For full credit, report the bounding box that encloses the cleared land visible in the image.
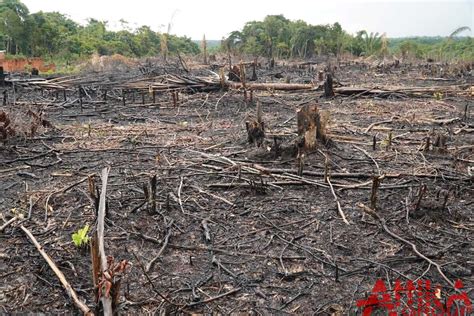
[1,57,473,314]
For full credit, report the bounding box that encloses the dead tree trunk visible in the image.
[246,101,265,147]
[324,73,334,97]
[297,104,329,149]
[269,57,275,69]
[251,59,258,81]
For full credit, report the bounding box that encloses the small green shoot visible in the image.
[433,92,443,100]
[381,132,392,149]
[72,225,90,247]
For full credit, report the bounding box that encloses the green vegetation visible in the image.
[389,35,473,61]
[0,0,199,63]
[222,16,354,58]
[72,224,90,247]
[223,15,472,61]
[0,0,471,64]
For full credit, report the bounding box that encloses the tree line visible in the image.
[1,0,471,64]
[221,15,473,61]
[0,0,199,61]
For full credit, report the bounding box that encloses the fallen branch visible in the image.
[353,145,380,175]
[145,219,174,273]
[184,287,241,308]
[364,118,395,134]
[21,225,92,315]
[131,251,180,307]
[356,203,455,288]
[228,81,314,91]
[1,216,18,232]
[327,178,350,225]
[212,255,238,278]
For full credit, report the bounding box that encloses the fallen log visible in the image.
[228,81,314,91]
[228,81,469,95]
[334,84,470,97]
[16,71,470,97]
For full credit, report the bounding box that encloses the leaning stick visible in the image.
[327,177,350,225]
[21,225,92,315]
[96,166,113,316]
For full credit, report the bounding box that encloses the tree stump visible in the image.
[297,104,329,149]
[246,102,265,147]
[228,65,241,82]
[323,73,334,97]
[318,71,324,81]
[251,59,258,81]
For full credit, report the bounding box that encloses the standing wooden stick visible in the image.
[370,175,384,210]
[21,225,92,315]
[97,166,113,315]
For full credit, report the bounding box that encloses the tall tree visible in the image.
[0,0,30,53]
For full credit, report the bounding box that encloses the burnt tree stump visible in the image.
[251,59,258,81]
[228,65,241,82]
[297,104,329,149]
[246,101,265,147]
[269,57,275,69]
[323,73,334,97]
[318,71,324,81]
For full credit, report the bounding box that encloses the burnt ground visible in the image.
[1,59,473,315]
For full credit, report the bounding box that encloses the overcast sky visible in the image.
[22,0,473,39]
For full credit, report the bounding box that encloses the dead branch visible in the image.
[145,219,174,273]
[184,287,241,308]
[327,177,350,225]
[1,216,18,232]
[364,118,395,134]
[356,203,455,288]
[21,225,92,315]
[96,166,113,315]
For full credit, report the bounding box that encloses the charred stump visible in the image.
[323,73,334,98]
[433,133,447,153]
[318,71,324,82]
[228,65,241,82]
[269,57,275,69]
[246,101,265,147]
[297,104,329,149]
[251,59,258,81]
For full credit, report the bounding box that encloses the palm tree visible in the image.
[437,26,472,61]
[449,26,471,39]
[359,31,383,56]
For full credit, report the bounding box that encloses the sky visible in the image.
[22,0,473,40]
